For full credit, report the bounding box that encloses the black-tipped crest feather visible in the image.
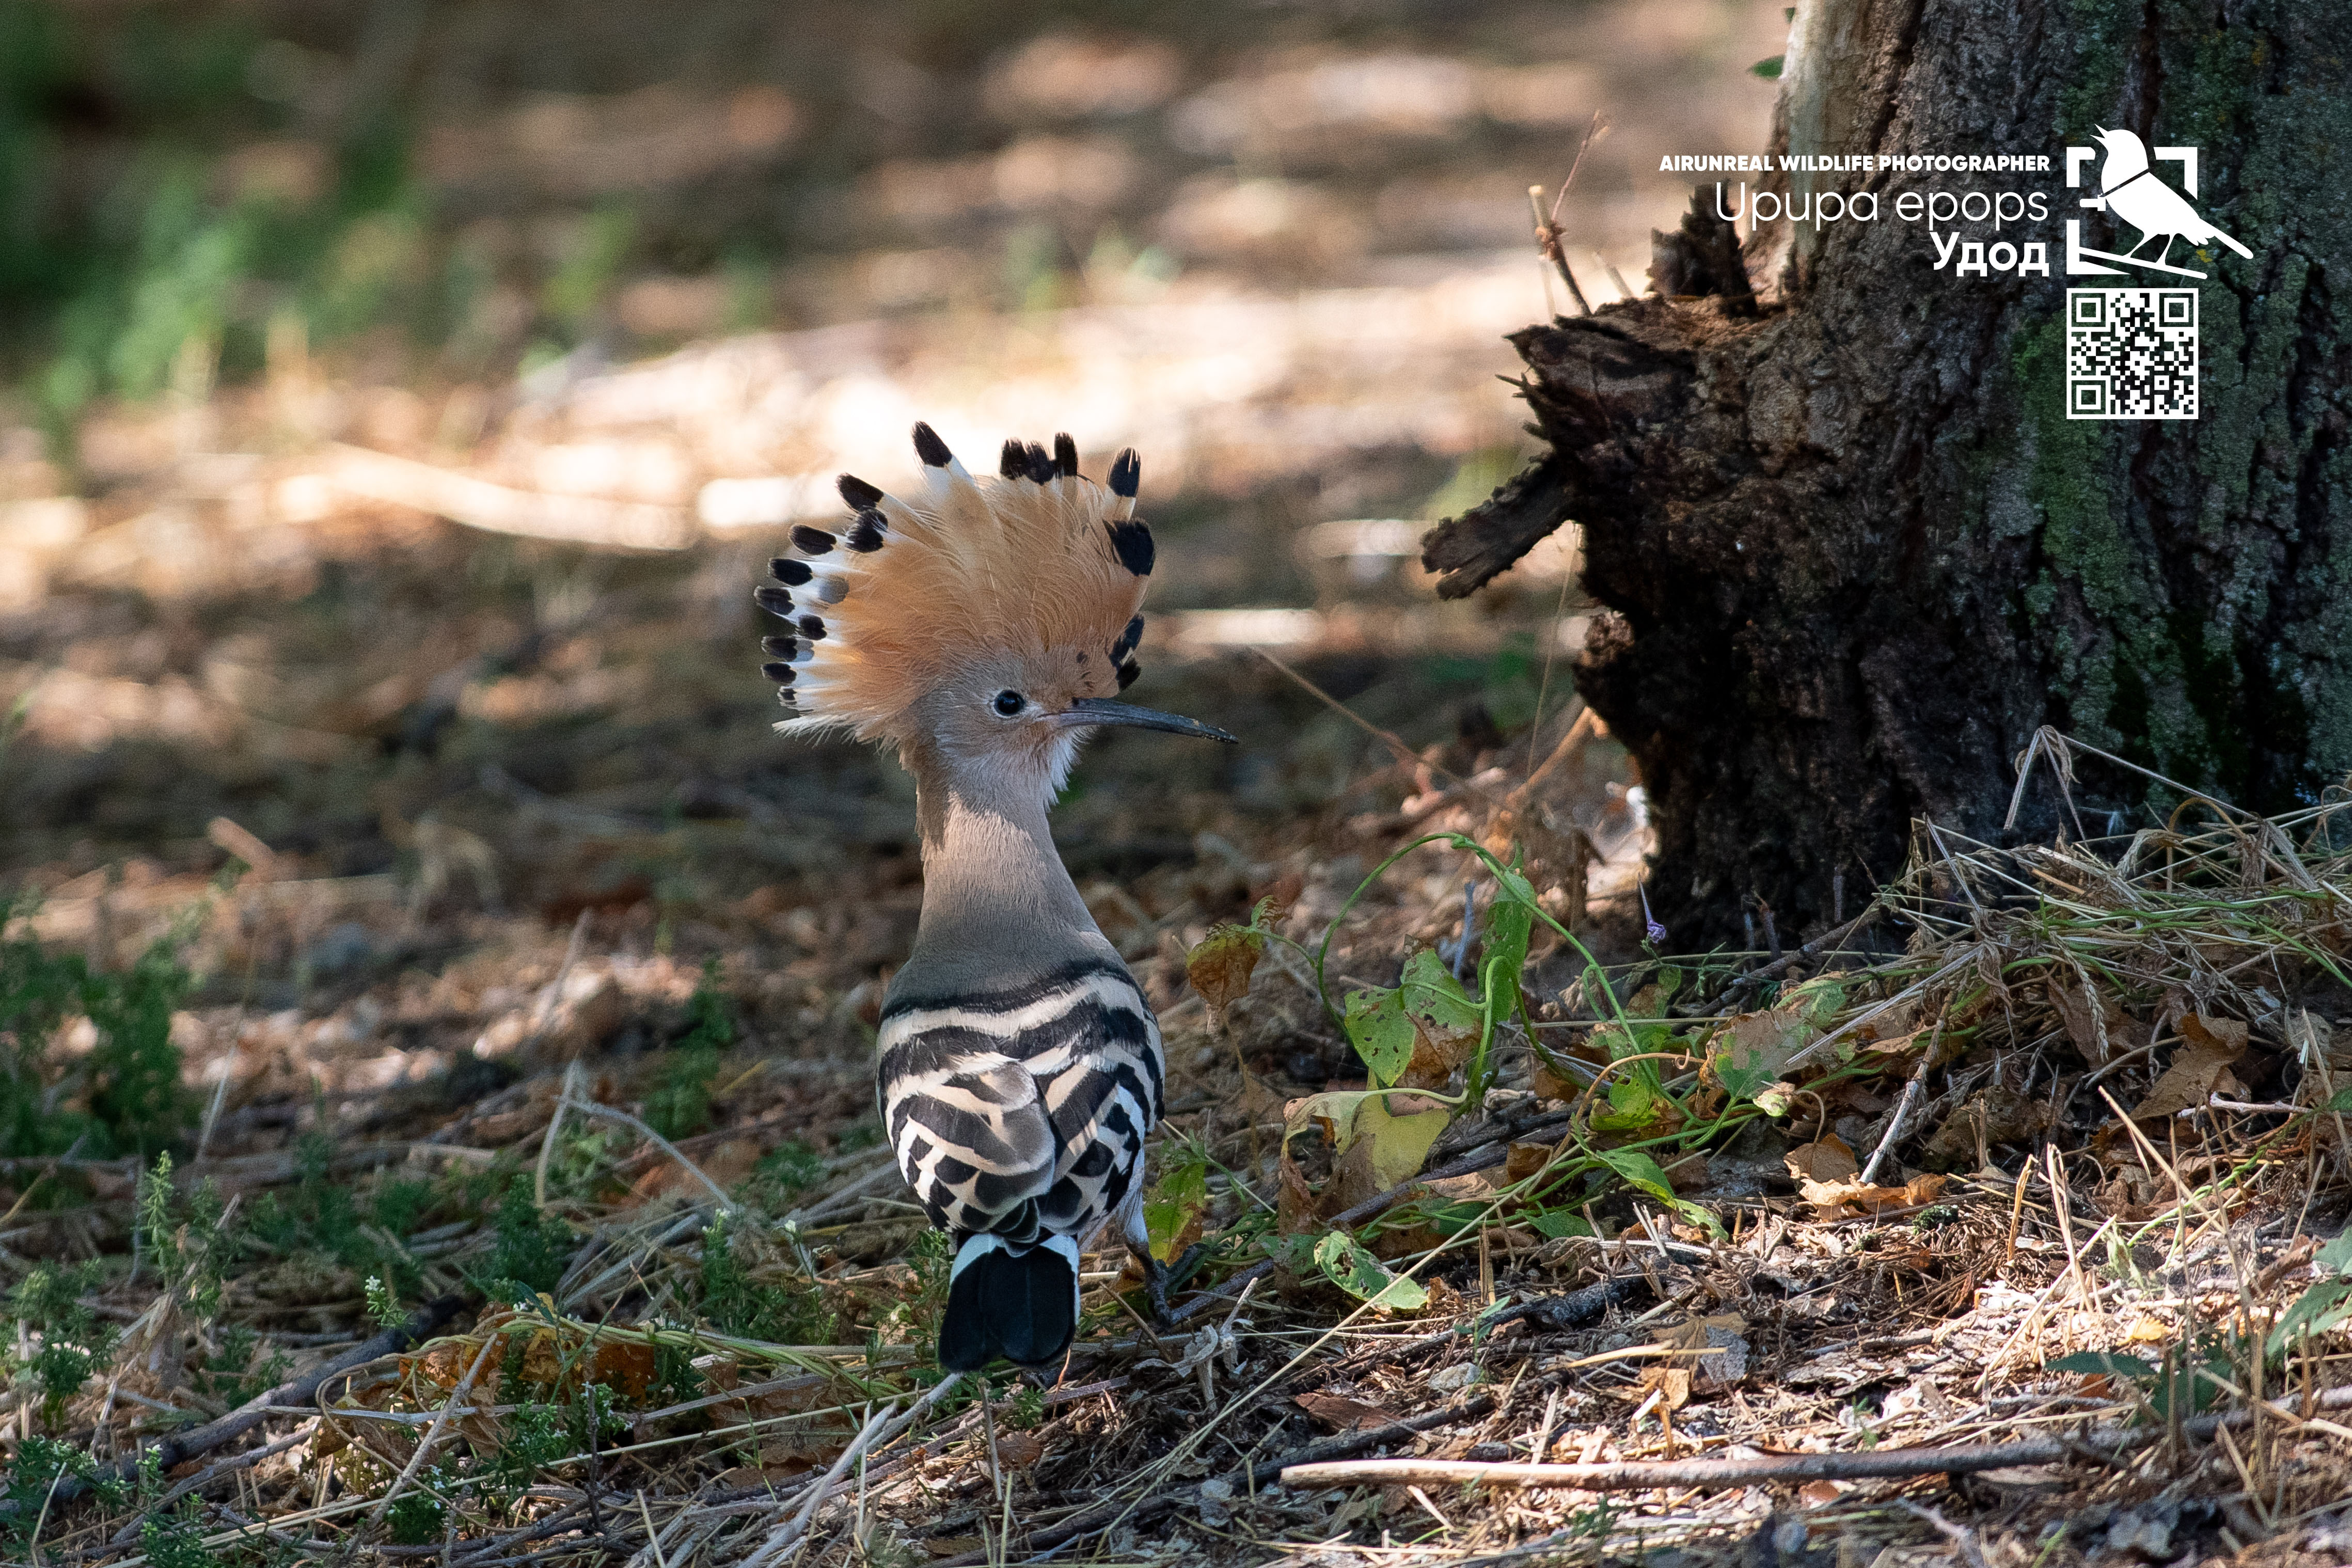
[1106,521,1154,577]
[1107,448,1140,497]
[913,422,953,468]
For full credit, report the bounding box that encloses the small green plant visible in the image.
[1,1434,126,1539]
[365,1275,404,1330]
[1567,1499,1621,1540]
[544,1121,626,1202]
[746,1141,825,1207]
[242,1143,424,1299]
[699,1213,831,1343]
[645,959,735,1141]
[886,1227,954,1348]
[1001,1382,1047,1431]
[386,1483,447,1545]
[486,1402,574,1501]
[0,896,196,1158]
[482,1175,574,1301]
[137,1152,231,1319]
[195,1323,290,1406]
[139,1500,219,1568]
[8,1260,118,1421]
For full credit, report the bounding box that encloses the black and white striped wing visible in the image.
[878,961,1163,1242]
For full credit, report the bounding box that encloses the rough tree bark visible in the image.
[1425,0,2352,945]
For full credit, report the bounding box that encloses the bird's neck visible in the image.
[900,741,1104,980]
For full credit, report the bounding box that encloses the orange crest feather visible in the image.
[755,426,1152,743]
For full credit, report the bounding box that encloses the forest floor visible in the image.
[4,438,2352,1568]
[7,2,2352,1566]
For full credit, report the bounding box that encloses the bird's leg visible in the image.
[2154,233,2175,267]
[1117,1195,1174,1326]
[1140,1248,1173,1327]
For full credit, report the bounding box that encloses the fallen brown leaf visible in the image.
[2130,1016,2248,1120]
[1295,1391,1396,1431]
[993,1431,1045,1467]
[1799,1171,1948,1219]
[1783,1134,1858,1186]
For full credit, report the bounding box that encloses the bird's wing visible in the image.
[879,960,1160,1234]
[885,1046,1058,1231]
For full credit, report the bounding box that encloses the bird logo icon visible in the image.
[2070,128,2250,277]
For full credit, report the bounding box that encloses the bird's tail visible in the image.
[938,1233,1080,1371]
[2213,228,2253,259]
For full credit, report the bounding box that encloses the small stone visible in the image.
[1425,1363,1480,1393]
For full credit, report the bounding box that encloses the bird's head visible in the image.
[2093,126,2148,166]
[757,424,1233,800]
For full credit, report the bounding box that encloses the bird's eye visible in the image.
[991,690,1025,717]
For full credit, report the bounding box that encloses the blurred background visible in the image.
[0,0,1785,1119]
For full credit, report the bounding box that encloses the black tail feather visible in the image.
[938,1239,1077,1371]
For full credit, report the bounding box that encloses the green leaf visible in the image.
[1342,988,1417,1088]
[1313,1231,1429,1311]
[1592,1148,1718,1236]
[1653,965,1685,1006]
[1595,1148,1678,1204]
[1481,863,1534,1015]
[2317,1232,2352,1276]
[2269,1277,2352,1356]
[1778,972,1849,1027]
[1527,1210,1595,1241]
[1711,1006,1813,1104]
[2049,1350,2159,1381]
[1423,1200,1493,1238]
[1749,54,1784,78]
[1143,1158,1210,1262]
[1355,1094,1450,1190]
[1397,951,1480,1035]
[1593,1076,1670,1133]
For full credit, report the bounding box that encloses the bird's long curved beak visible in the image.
[1060,698,1236,742]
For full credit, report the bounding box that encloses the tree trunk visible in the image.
[1424,0,2352,946]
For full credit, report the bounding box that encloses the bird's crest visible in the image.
[756,423,1154,743]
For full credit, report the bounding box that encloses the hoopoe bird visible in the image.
[756,422,1234,1370]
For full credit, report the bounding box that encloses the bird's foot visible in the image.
[1142,1252,1173,1328]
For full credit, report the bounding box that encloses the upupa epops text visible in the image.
[756,422,1234,1370]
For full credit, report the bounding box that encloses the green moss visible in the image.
[2009,312,2208,790]
[2058,0,2138,138]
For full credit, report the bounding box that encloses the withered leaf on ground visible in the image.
[1920,1085,2048,1168]
[1661,1313,1749,1390]
[1504,1139,1557,1184]
[1783,1134,1858,1186]
[2130,1013,2248,1120]
[1799,1171,1948,1220]
[1295,1391,1395,1431]
[2048,974,2148,1067]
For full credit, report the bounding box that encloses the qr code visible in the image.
[2066,288,2198,420]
